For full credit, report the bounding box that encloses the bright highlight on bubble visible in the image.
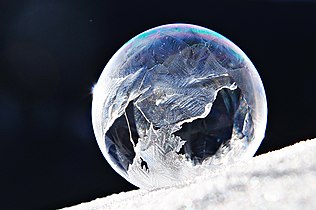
[92,24,267,189]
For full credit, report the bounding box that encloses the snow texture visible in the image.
[62,139,316,210]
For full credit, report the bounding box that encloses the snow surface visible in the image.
[62,139,316,210]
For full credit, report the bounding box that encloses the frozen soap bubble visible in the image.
[92,24,267,189]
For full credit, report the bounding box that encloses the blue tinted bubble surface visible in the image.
[92,24,267,189]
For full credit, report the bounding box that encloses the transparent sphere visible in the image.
[92,24,267,189]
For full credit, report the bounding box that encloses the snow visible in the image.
[62,139,316,210]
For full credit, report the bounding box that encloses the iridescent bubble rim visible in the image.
[92,23,268,186]
[122,23,244,63]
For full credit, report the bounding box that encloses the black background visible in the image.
[1,0,315,209]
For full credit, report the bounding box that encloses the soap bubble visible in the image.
[92,24,267,189]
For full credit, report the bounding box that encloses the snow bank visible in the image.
[63,139,316,210]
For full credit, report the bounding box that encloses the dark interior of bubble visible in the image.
[105,102,139,172]
[140,157,149,171]
[174,87,241,164]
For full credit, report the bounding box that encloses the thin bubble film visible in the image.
[92,24,267,189]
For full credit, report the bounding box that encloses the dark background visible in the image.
[1,0,315,209]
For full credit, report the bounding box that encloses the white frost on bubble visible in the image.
[62,138,316,210]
